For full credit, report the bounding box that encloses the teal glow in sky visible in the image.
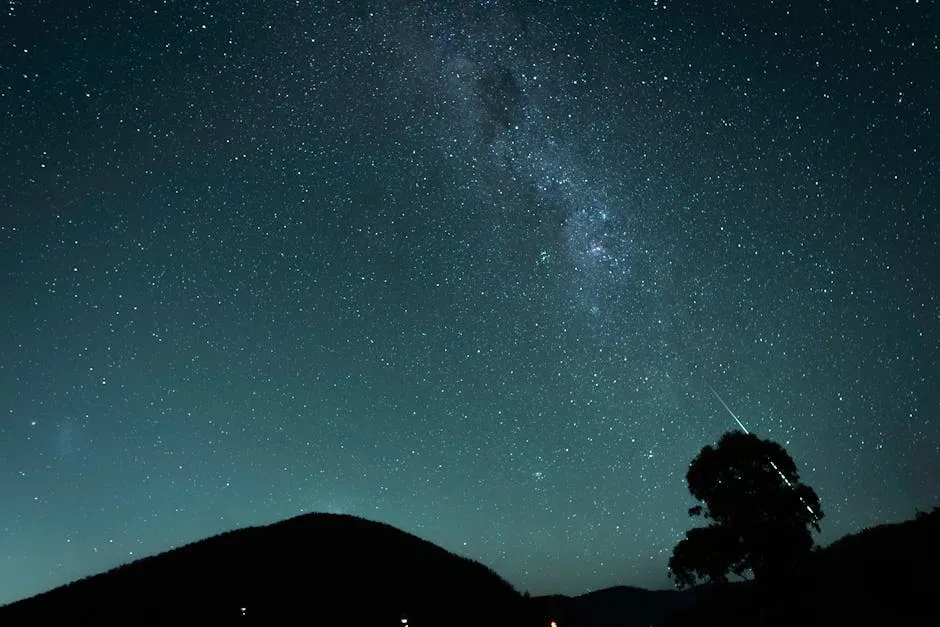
[1,0,937,606]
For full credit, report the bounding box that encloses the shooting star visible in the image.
[707,382,750,434]
[706,382,819,519]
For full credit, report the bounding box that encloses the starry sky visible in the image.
[1,0,937,605]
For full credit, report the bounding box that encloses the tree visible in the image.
[668,430,823,588]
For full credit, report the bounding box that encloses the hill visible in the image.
[5,507,937,626]
[531,585,699,627]
[661,506,940,626]
[805,506,939,625]
[0,512,532,626]
[533,508,939,627]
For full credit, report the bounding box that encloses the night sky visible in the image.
[1,0,938,605]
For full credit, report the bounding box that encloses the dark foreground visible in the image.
[2,508,936,626]
[535,507,939,627]
[0,512,532,626]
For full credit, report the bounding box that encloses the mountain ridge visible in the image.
[0,511,530,626]
[4,507,937,626]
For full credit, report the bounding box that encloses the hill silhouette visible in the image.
[0,512,533,626]
[530,507,939,627]
[530,585,698,627]
[4,508,936,626]
[804,506,939,625]
[659,506,940,626]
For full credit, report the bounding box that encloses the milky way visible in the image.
[1,0,937,604]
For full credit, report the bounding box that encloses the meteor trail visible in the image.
[706,382,819,519]
[706,383,750,434]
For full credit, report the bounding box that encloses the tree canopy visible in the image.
[668,430,823,588]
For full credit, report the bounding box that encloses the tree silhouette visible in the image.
[668,430,823,588]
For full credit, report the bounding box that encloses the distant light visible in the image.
[240,607,247,616]
[551,621,558,627]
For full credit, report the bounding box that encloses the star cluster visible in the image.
[0,0,937,605]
